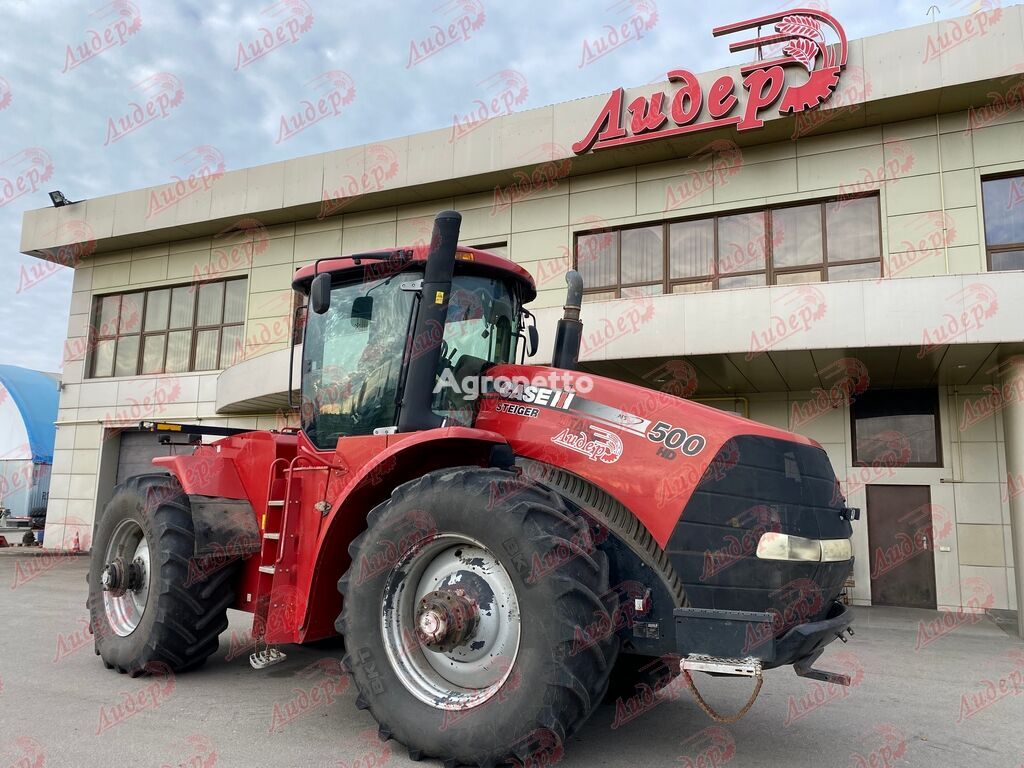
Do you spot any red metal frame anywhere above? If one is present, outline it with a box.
[161,422,508,642]
[292,246,537,301]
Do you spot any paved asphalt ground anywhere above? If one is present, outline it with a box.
[1,551,1022,768]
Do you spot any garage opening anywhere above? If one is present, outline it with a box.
[115,430,173,484]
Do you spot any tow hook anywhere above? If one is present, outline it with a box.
[794,649,851,686]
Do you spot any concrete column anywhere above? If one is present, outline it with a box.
[999,355,1024,637]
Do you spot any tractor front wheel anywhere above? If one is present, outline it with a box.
[88,473,238,676]
[337,467,619,766]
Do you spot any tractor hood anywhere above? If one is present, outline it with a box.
[475,364,827,548]
[475,363,855,621]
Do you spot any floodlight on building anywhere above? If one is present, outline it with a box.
[48,190,73,207]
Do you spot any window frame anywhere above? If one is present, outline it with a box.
[981,171,1024,271]
[850,387,943,469]
[573,194,884,298]
[87,276,248,378]
[469,241,509,258]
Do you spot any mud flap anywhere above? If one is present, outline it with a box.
[188,496,261,562]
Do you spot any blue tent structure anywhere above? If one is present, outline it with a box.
[0,365,58,464]
[0,365,58,520]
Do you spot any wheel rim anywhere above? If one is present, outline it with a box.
[101,518,151,636]
[381,534,522,710]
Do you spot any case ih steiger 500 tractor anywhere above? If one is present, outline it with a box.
[89,211,858,766]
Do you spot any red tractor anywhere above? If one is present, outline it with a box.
[88,211,858,765]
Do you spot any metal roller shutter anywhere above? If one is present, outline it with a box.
[115,431,173,485]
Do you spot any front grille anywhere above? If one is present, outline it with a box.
[667,436,853,618]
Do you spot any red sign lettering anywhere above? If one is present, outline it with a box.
[573,9,848,154]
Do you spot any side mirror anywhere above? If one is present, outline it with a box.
[310,273,331,314]
[527,326,539,357]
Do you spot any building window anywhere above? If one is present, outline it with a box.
[575,195,882,298]
[851,389,942,468]
[471,241,509,258]
[982,174,1024,271]
[291,290,307,346]
[89,277,247,378]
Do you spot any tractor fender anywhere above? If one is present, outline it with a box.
[299,427,510,642]
[153,454,248,498]
[151,455,260,561]
[335,427,509,500]
[519,458,686,657]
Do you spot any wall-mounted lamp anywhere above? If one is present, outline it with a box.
[48,190,75,207]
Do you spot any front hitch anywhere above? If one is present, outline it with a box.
[794,645,854,686]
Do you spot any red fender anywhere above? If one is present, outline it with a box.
[295,427,508,642]
[152,454,248,498]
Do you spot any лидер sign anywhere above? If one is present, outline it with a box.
[573,9,849,154]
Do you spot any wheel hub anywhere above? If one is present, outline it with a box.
[381,536,522,710]
[101,557,146,596]
[101,518,152,637]
[415,590,479,651]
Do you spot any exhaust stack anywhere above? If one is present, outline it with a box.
[551,270,584,370]
[397,210,462,432]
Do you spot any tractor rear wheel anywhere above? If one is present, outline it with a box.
[88,473,237,676]
[337,467,619,767]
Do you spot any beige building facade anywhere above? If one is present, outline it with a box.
[19,7,1024,617]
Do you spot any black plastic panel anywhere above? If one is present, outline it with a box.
[667,436,854,619]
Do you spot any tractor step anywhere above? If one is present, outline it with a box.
[258,565,275,574]
[267,500,284,507]
[681,655,763,678]
[250,647,287,670]
[263,532,280,540]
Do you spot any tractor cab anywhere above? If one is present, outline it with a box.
[291,233,537,449]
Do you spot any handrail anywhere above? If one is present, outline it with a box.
[292,444,349,474]
[265,457,289,512]
[276,453,337,565]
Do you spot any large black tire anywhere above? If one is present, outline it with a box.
[338,467,620,767]
[88,473,238,677]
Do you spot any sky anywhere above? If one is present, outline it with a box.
[0,0,1009,374]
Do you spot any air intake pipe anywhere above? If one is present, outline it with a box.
[551,270,584,370]
[397,210,462,432]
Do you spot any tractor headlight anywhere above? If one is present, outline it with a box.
[820,538,853,562]
[756,533,852,562]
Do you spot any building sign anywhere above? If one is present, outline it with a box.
[572,9,848,154]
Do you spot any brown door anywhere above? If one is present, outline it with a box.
[866,485,937,608]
